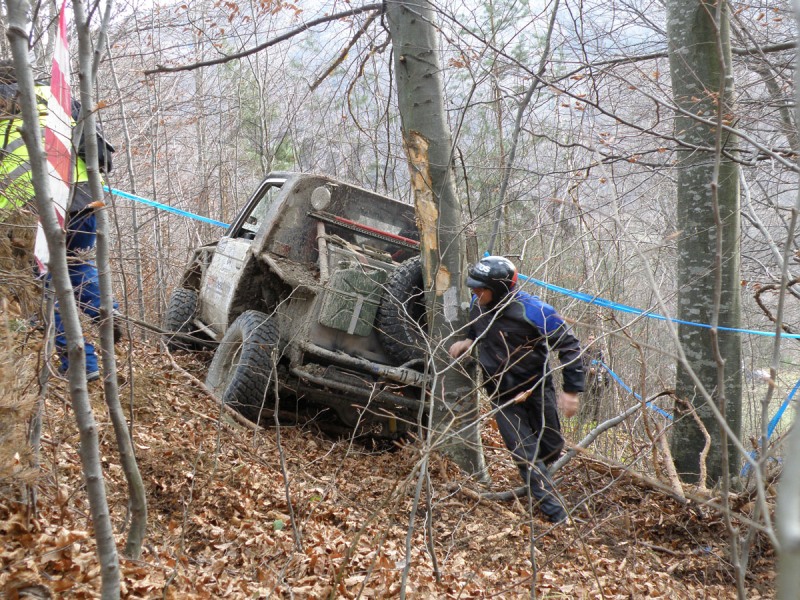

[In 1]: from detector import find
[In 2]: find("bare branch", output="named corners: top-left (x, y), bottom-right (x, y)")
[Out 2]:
top-left (310, 12), bottom-right (379, 92)
top-left (144, 4), bottom-right (384, 75)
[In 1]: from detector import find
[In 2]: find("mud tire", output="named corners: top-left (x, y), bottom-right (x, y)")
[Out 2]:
top-left (376, 256), bottom-right (427, 364)
top-left (164, 287), bottom-right (202, 350)
top-left (205, 310), bottom-right (279, 423)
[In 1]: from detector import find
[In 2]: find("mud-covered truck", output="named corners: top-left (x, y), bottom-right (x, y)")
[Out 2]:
top-left (164, 172), bottom-right (430, 438)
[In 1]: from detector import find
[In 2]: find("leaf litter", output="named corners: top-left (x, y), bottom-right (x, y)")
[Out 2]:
top-left (0, 336), bottom-right (776, 598)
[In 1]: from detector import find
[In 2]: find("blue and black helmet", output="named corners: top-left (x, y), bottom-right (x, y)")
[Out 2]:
top-left (466, 256), bottom-right (518, 299)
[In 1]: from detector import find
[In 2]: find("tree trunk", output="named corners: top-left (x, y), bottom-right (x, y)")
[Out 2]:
top-left (777, 352), bottom-right (800, 598)
top-left (775, 10), bottom-right (800, 596)
top-left (385, 0), bottom-right (487, 481)
top-left (4, 1), bottom-right (121, 597)
top-left (73, 0), bottom-right (148, 560)
top-left (666, 0), bottom-right (742, 485)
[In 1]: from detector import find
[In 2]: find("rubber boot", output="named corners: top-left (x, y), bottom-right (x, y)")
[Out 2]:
top-left (519, 462), bottom-right (567, 523)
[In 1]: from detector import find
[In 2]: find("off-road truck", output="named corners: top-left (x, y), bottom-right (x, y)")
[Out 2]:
top-left (164, 172), bottom-right (430, 438)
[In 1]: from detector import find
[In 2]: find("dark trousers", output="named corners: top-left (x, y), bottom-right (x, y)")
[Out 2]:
top-left (492, 380), bottom-right (567, 522)
top-left (494, 381), bottom-right (564, 467)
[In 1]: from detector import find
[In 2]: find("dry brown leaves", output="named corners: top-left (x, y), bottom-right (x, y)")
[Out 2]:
top-left (0, 335), bottom-right (777, 599)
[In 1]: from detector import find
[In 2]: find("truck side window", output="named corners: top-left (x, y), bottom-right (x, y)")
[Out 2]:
top-left (234, 184), bottom-right (280, 239)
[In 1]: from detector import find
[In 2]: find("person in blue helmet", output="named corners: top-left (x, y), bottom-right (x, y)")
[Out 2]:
top-left (449, 255), bottom-right (585, 524)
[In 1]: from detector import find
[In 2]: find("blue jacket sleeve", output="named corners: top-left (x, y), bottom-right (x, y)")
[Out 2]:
top-left (523, 297), bottom-right (585, 393)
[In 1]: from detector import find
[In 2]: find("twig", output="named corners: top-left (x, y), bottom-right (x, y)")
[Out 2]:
top-left (272, 348), bottom-right (302, 552)
top-left (637, 541), bottom-right (680, 556)
top-left (446, 483), bottom-right (519, 520)
top-left (677, 396), bottom-right (711, 494)
top-left (310, 12), bottom-right (378, 92)
top-left (575, 448), bottom-right (688, 505)
top-left (161, 343), bottom-right (263, 432)
top-left (124, 313), bottom-right (217, 348)
top-left (551, 391), bottom-right (674, 473)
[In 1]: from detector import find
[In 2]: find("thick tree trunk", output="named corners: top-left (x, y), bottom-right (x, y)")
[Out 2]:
top-left (4, 1), bottom-right (121, 597)
top-left (666, 0), bottom-right (742, 485)
top-left (73, 0), bottom-right (148, 560)
top-left (386, 0), bottom-right (487, 480)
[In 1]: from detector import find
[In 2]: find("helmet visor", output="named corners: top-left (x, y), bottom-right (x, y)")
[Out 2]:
top-left (466, 275), bottom-right (486, 289)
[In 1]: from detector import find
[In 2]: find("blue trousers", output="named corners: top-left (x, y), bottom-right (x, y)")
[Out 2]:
top-left (54, 210), bottom-right (105, 375)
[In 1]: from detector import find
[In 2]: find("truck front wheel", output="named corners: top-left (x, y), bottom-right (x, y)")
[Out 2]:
top-left (205, 310), bottom-right (280, 423)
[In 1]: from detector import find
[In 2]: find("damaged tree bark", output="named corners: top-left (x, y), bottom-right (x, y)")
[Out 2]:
top-left (385, 0), bottom-right (487, 480)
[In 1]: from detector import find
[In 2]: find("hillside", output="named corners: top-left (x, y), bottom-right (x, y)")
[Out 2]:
top-left (0, 336), bottom-right (777, 598)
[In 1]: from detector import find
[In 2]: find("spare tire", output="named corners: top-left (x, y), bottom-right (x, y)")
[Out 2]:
top-left (376, 256), bottom-right (427, 364)
top-left (205, 310), bottom-right (280, 423)
top-left (164, 287), bottom-right (201, 350)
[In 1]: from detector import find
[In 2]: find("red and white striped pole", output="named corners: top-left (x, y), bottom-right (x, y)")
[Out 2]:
top-left (34, 0), bottom-right (72, 271)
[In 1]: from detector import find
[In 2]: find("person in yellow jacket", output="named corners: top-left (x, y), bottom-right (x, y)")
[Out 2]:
top-left (0, 64), bottom-right (116, 380)
top-left (0, 72), bottom-right (46, 268)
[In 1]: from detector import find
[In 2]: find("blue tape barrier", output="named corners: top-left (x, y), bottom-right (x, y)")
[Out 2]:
top-left (740, 377), bottom-right (800, 475)
top-left (517, 272), bottom-right (800, 340)
top-left (593, 359), bottom-right (674, 420)
top-left (99, 198), bottom-right (797, 339)
top-left (104, 186), bottom-right (230, 229)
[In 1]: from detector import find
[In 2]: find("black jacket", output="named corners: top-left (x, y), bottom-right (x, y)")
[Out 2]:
top-left (467, 289), bottom-right (585, 395)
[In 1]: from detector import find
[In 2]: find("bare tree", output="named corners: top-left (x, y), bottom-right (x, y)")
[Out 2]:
top-left (666, 0), bottom-right (743, 485)
top-left (386, 0), bottom-right (488, 480)
top-left (73, 0), bottom-right (147, 560)
top-left (4, 0), bottom-right (120, 597)
top-left (775, 5), bottom-right (800, 596)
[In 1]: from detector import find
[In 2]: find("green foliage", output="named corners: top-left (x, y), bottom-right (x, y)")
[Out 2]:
top-left (273, 138), bottom-right (295, 171)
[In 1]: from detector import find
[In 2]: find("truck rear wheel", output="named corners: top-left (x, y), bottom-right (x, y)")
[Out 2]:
top-left (164, 287), bottom-right (201, 350)
top-left (376, 256), bottom-right (427, 364)
top-left (205, 310), bottom-right (279, 423)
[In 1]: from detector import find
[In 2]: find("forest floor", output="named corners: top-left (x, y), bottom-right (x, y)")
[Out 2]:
top-left (0, 332), bottom-right (778, 598)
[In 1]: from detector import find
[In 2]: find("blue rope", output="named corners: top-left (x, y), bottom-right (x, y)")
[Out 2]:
top-left (102, 191), bottom-right (795, 469)
top-left (104, 186), bottom-right (230, 229)
top-left (517, 272), bottom-right (800, 339)
top-left (740, 378), bottom-right (800, 475)
top-left (593, 359), bottom-right (674, 420)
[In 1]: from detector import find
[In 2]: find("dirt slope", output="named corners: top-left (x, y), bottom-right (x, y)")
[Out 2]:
top-left (0, 341), bottom-right (776, 598)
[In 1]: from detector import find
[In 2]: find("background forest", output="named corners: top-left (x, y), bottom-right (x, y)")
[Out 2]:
top-left (59, 0), bottom-right (800, 418)
top-left (1, 0), bottom-right (799, 597)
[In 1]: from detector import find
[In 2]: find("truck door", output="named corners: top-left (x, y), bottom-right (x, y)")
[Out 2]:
top-left (199, 177), bottom-right (283, 333)
top-left (199, 236), bottom-right (253, 332)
